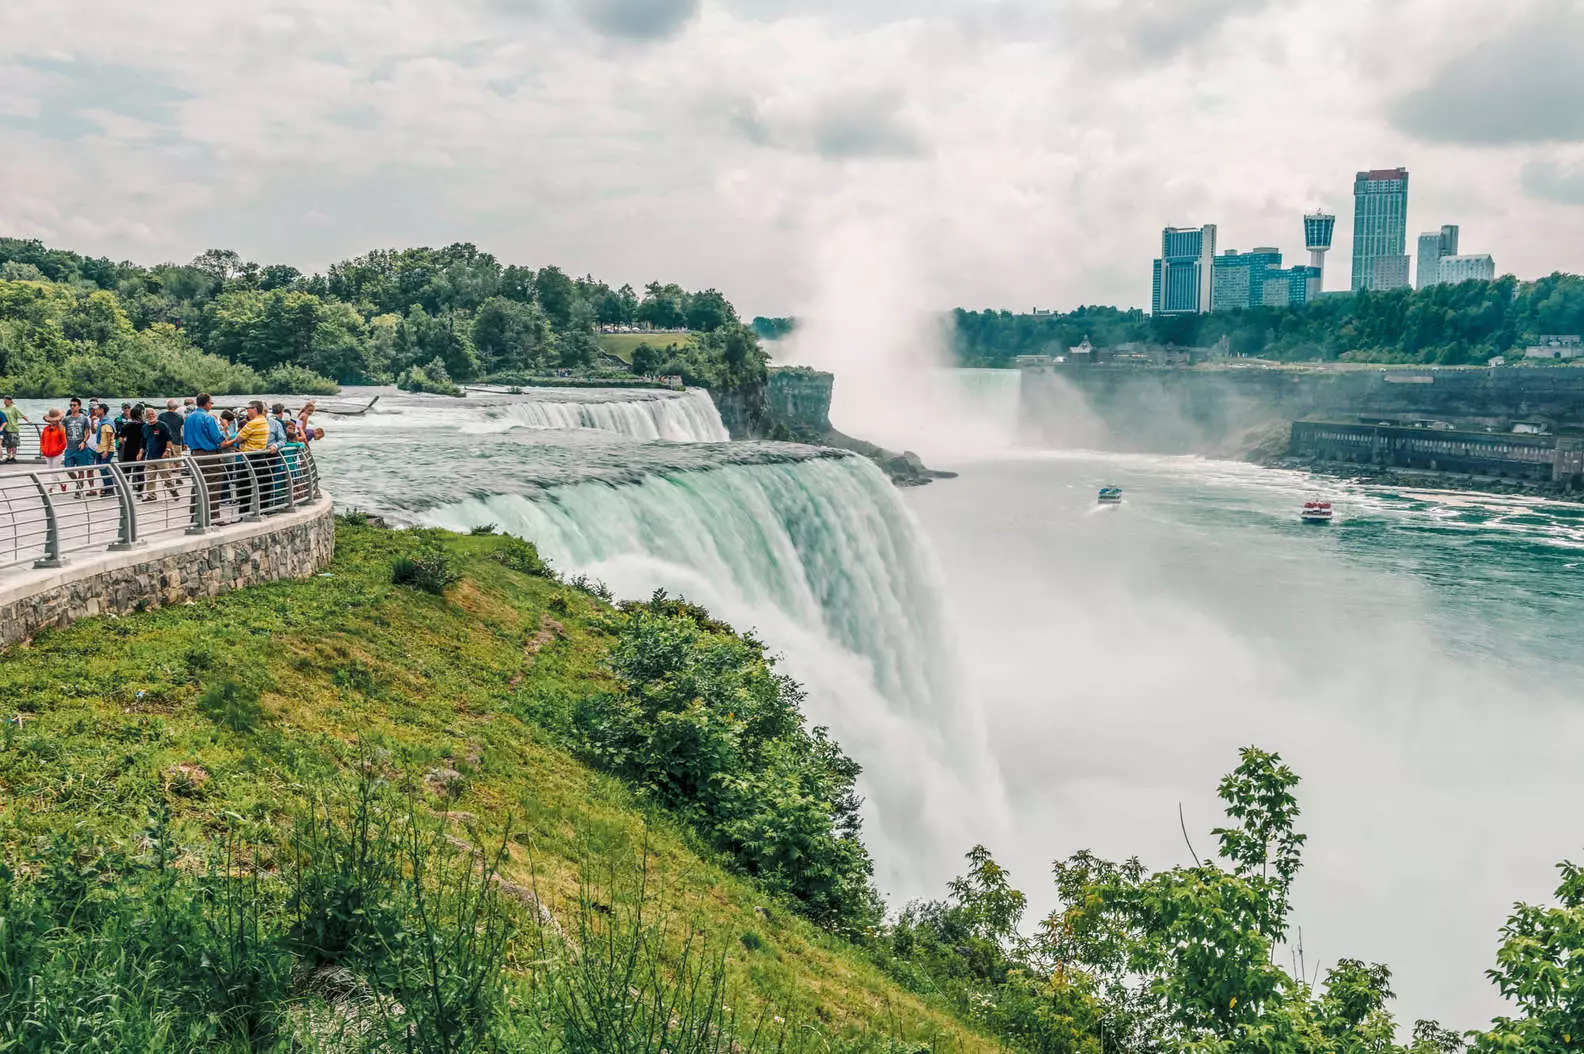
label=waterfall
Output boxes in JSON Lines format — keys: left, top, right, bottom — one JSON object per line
{"left": 462, "top": 388, "right": 729, "bottom": 442}
{"left": 421, "top": 454, "right": 1005, "bottom": 896}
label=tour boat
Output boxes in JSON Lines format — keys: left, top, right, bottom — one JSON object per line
{"left": 1097, "top": 486, "right": 1123, "bottom": 504}
{"left": 1300, "top": 499, "right": 1334, "bottom": 524}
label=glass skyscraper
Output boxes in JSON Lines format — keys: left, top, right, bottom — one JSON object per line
{"left": 1212, "top": 248, "right": 1282, "bottom": 310}
{"left": 1152, "top": 224, "right": 1217, "bottom": 314}
{"left": 1351, "top": 168, "right": 1410, "bottom": 292}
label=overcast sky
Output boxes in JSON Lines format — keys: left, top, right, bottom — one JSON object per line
{"left": 3, "top": 0, "right": 1583, "bottom": 317}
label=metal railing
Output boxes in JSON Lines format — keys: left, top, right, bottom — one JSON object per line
{"left": 0, "top": 446, "right": 322, "bottom": 572}
{"left": 2, "top": 421, "right": 43, "bottom": 462}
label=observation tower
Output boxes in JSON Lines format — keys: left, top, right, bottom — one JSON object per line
{"left": 1304, "top": 211, "right": 1336, "bottom": 292}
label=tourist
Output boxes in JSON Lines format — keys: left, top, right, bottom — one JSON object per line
{"left": 297, "top": 400, "right": 317, "bottom": 437}
{"left": 182, "top": 393, "right": 227, "bottom": 521}
{"left": 62, "top": 397, "right": 93, "bottom": 496}
{"left": 39, "top": 409, "right": 66, "bottom": 476}
{"left": 233, "top": 400, "right": 272, "bottom": 511}
{"left": 183, "top": 397, "right": 196, "bottom": 417}
{"left": 282, "top": 421, "right": 307, "bottom": 502}
{"left": 120, "top": 402, "right": 146, "bottom": 495}
{"left": 158, "top": 400, "right": 186, "bottom": 457}
{"left": 266, "top": 403, "right": 290, "bottom": 507}
{"left": 91, "top": 404, "right": 117, "bottom": 496}
{"left": 113, "top": 403, "right": 131, "bottom": 457}
{"left": 1, "top": 396, "right": 29, "bottom": 463}
{"left": 141, "top": 407, "right": 180, "bottom": 502}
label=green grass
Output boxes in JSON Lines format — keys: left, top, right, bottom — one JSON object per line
{"left": 0, "top": 523, "right": 994, "bottom": 1053}
{"left": 598, "top": 332, "right": 695, "bottom": 363}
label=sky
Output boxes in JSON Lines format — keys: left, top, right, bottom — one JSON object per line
{"left": 3, "top": 0, "right": 1584, "bottom": 317}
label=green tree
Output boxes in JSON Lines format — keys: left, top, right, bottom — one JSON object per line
{"left": 534, "top": 266, "right": 579, "bottom": 330}
{"left": 470, "top": 296, "right": 552, "bottom": 372}
{"left": 1475, "top": 858, "right": 1584, "bottom": 1052}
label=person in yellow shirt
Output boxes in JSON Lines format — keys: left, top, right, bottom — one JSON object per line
{"left": 234, "top": 402, "right": 270, "bottom": 451}
{"left": 231, "top": 401, "right": 275, "bottom": 512}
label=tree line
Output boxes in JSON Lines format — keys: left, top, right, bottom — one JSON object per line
{"left": 0, "top": 238, "right": 767, "bottom": 397}
{"left": 951, "top": 273, "right": 1584, "bottom": 366}
{"left": 753, "top": 273, "right": 1584, "bottom": 367}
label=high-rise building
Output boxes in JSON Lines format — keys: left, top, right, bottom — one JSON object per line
{"left": 1351, "top": 167, "right": 1410, "bottom": 291}
{"left": 1263, "top": 265, "right": 1323, "bottom": 307}
{"left": 1303, "top": 211, "right": 1335, "bottom": 291}
{"left": 1212, "top": 247, "right": 1282, "bottom": 311}
{"left": 1416, "top": 224, "right": 1460, "bottom": 289}
{"left": 1437, "top": 254, "right": 1495, "bottom": 285}
{"left": 1152, "top": 225, "right": 1217, "bottom": 314}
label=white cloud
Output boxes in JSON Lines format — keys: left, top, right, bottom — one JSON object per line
{"left": 0, "top": 0, "right": 1581, "bottom": 314}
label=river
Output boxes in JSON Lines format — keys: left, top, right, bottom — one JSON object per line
{"left": 18, "top": 379, "right": 1579, "bottom": 1026}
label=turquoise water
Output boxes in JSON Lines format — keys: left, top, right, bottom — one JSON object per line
{"left": 906, "top": 449, "right": 1584, "bottom": 1029}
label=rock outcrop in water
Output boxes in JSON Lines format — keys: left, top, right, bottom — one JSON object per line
{"left": 715, "top": 366, "right": 955, "bottom": 486}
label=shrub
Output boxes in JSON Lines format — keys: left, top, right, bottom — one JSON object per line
{"left": 396, "top": 357, "right": 464, "bottom": 397}
{"left": 262, "top": 362, "right": 340, "bottom": 395}
{"left": 469, "top": 522, "right": 499, "bottom": 535}
{"left": 391, "top": 543, "right": 460, "bottom": 595}
{"left": 490, "top": 535, "right": 557, "bottom": 578}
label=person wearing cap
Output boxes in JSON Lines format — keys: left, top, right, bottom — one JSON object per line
{"left": 113, "top": 403, "right": 132, "bottom": 458}
{"left": 1, "top": 396, "right": 29, "bottom": 463}
{"left": 39, "top": 409, "right": 67, "bottom": 479}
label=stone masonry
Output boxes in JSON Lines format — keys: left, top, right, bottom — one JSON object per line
{"left": 0, "top": 495, "right": 334, "bottom": 650}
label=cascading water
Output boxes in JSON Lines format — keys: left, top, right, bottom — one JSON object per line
{"left": 461, "top": 388, "right": 729, "bottom": 442}
{"left": 421, "top": 454, "right": 1006, "bottom": 895}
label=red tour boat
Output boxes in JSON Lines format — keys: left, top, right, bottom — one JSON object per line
{"left": 1300, "top": 499, "right": 1334, "bottom": 525}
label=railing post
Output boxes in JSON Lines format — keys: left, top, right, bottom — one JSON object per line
{"left": 279, "top": 452, "right": 297, "bottom": 512}
{"left": 29, "top": 474, "right": 63, "bottom": 569}
{"left": 106, "top": 463, "right": 142, "bottom": 551}
{"left": 303, "top": 448, "right": 321, "bottom": 500}
{"left": 183, "top": 455, "right": 210, "bottom": 535}
{"left": 239, "top": 455, "right": 262, "bottom": 522}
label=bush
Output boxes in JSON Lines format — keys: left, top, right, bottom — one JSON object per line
{"left": 469, "top": 522, "right": 499, "bottom": 535}
{"left": 262, "top": 362, "right": 340, "bottom": 395}
{"left": 391, "top": 543, "right": 460, "bottom": 595}
{"left": 577, "top": 599, "right": 882, "bottom": 933}
{"left": 490, "top": 535, "right": 557, "bottom": 578}
{"left": 396, "top": 357, "right": 464, "bottom": 397}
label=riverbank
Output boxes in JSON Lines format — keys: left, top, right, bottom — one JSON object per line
{"left": 1272, "top": 456, "right": 1584, "bottom": 503}
{"left": 0, "top": 519, "right": 993, "bottom": 1052}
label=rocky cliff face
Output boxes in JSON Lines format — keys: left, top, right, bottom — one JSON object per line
{"left": 713, "top": 367, "right": 954, "bottom": 486}
{"left": 1020, "top": 364, "right": 1584, "bottom": 458}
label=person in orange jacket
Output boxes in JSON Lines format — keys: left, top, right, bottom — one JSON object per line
{"left": 40, "top": 408, "right": 68, "bottom": 486}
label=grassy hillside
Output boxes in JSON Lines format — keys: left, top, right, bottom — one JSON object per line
{"left": 598, "top": 331, "right": 695, "bottom": 363}
{"left": 0, "top": 522, "right": 993, "bottom": 1053}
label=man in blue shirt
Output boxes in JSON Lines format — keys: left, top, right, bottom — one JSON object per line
{"left": 184, "top": 393, "right": 227, "bottom": 522}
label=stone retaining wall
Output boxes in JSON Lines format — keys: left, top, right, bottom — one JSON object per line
{"left": 0, "top": 496, "right": 334, "bottom": 650}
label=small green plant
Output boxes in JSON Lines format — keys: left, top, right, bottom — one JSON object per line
{"left": 338, "top": 507, "right": 373, "bottom": 527}
{"left": 490, "top": 535, "right": 557, "bottom": 579}
{"left": 470, "top": 523, "right": 499, "bottom": 535}
{"left": 392, "top": 543, "right": 460, "bottom": 595}
{"left": 198, "top": 678, "right": 268, "bottom": 733}
{"left": 569, "top": 574, "right": 613, "bottom": 601}
{"left": 184, "top": 644, "right": 216, "bottom": 673}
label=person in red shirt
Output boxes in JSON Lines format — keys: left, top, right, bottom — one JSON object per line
{"left": 40, "top": 408, "right": 67, "bottom": 486}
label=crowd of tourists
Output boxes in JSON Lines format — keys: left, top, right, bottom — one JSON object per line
{"left": 0, "top": 394, "right": 325, "bottom": 515}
